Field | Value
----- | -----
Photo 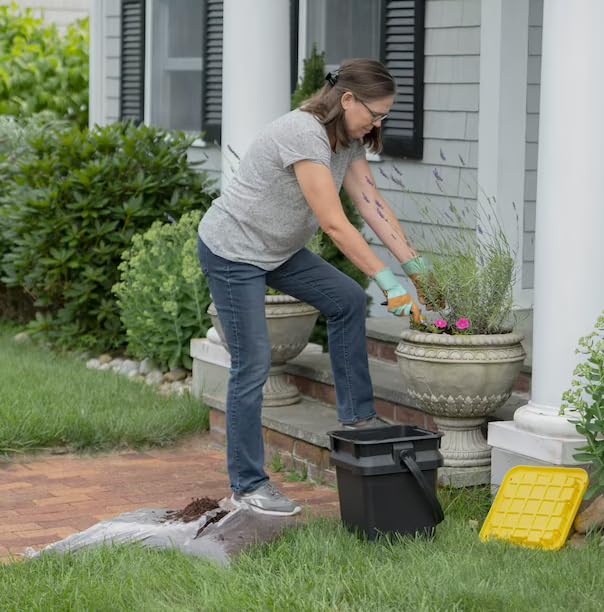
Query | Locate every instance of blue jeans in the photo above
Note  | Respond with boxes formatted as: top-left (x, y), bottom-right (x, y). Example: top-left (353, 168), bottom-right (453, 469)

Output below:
top-left (197, 238), bottom-right (375, 493)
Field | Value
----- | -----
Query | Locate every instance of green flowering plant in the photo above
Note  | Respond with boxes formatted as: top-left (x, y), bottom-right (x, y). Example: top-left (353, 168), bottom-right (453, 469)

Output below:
top-left (560, 311), bottom-right (604, 499)
top-left (113, 211), bottom-right (211, 370)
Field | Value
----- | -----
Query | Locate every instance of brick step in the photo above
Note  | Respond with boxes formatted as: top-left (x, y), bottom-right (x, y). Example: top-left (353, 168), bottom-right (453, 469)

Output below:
top-left (192, 334), bottom-right (530, 487)
top-left (207, 395), bottom-right (340, 485)
top-left (285, 350), bottom-right (529, 423)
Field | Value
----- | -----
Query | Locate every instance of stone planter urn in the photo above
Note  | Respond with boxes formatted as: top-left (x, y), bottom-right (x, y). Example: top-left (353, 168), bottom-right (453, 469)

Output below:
top-left (207, 295), bottom-right (319, 406)
top-left (395, 330), bottom-right (526, 486)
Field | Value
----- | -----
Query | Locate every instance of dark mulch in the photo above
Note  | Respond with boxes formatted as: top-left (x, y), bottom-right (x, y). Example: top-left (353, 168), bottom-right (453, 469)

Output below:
top-left (164, 497), bottom-right (229, 537)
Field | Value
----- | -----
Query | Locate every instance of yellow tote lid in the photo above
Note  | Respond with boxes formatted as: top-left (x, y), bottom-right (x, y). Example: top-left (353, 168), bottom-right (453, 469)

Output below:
top-left (480, 465), bottom-right (589, 551)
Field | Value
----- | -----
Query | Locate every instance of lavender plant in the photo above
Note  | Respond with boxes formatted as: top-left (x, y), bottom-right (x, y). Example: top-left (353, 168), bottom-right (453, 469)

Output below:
top-left (379, 155), bottom-right (518, 335)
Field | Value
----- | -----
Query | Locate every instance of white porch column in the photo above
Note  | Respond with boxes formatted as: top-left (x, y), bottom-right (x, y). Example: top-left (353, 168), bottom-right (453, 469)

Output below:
top-left (489, 0), bottom-right (604, 482)
top-left (220, 0), bottom-right (291, 188)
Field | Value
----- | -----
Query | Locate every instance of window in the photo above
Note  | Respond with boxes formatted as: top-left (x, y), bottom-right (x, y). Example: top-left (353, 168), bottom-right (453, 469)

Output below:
top-left (307, 0), bottom-right (382, 72)
top-left (120, 0), bottom-right (223, 139)
top-left (149, 0), bottom-right (203, 132)
top-left (305, 0), bottom-right (425, 158)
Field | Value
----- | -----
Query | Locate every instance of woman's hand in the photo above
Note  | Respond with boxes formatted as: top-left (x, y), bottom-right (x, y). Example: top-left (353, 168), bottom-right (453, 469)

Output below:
top-left (374, 268), bottom-right (422, 323)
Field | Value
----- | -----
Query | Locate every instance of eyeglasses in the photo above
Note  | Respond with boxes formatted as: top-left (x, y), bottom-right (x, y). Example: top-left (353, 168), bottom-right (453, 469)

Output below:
top-left (357, 98), bottom-right (389, 124)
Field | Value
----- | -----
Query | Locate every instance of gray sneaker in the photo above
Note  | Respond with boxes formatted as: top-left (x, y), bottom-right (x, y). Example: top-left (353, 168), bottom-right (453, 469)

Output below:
top-left (342, 416), bottom-right (392, 430)
top-left (231, 482), bottom-right (302, 516)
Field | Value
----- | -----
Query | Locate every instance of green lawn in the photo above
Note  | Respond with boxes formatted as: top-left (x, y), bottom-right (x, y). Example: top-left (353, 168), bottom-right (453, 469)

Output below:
top-left (1, 509), bottom-right (602, 612)
top-left (1, 323), bottom-right (602, 611)
top-left (0, 323), bottom-right (208, 457)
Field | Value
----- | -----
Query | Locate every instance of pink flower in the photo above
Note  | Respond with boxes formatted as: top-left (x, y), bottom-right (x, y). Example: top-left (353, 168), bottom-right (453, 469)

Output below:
top-left (434, 319), bottom-right (448, 329)
top-left (455, 318), bottom-right (471, 330)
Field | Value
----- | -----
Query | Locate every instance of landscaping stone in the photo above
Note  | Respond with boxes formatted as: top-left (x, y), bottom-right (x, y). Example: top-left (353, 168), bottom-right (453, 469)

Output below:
top-left (110, 358), bottom-right (125, 371)
top-left (146, 370), bottom-right (164, 386)
top-left (78, 351), bottom-right (193, 398)
top-left (86, 358), bottom-right (101, 369)
top-left (119, 359), bottom-right (139, 376)
top-left (567, 533), bottom-right (588, 549)
top-left (12, 332), bottom-right (32, 344)
top-left (139, 357), bottom-right (155, 376)
top-left (574, 494), bottom-right (604, 534)
top-left (164, 368), bottom-right (188, 382)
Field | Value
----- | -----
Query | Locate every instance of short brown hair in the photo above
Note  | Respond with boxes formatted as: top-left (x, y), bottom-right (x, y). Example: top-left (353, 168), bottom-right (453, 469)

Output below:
top-left (301, 58), bottom-right (396, 154)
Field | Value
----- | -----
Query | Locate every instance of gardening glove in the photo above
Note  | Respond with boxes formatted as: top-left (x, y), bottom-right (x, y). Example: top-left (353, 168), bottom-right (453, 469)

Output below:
top-left (401, 256), bottom-right (445, 310)
top-left (374, 268), bottom-right (422, 324)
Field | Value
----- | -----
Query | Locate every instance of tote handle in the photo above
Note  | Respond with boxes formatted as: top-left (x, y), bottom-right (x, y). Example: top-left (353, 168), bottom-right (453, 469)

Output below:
top-left (398, 450), bottom-right (444, 525)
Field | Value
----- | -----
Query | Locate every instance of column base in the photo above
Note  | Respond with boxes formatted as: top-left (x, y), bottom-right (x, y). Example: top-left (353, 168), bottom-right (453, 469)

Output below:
top-left (488, 420), bottom-right (586, 488)
top-left (490, 447), bottom-right (561, 489)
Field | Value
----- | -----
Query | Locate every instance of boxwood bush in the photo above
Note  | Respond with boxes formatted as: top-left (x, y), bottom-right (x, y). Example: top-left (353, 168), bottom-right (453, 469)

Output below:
top-left (0, 5), bottom-right (89, 128)
top-left (0, 121), bottom-right (216, 351)
top-left (113, 211), bottom-right (211, 370)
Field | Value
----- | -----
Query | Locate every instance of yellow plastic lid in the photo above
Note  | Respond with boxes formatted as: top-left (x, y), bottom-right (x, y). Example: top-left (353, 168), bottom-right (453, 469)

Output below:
top-left (480, 465), bottom-right (589, 550)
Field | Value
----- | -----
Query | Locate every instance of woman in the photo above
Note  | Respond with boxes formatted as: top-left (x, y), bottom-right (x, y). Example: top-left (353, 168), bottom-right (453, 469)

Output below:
top-left (198, 59), bottom-right (430, 517)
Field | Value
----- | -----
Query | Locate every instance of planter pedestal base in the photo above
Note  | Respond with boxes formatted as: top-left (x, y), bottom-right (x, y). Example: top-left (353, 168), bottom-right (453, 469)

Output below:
top-left (433, 416), bottom-right (491, 486)
top-left (438, 465), bottom-right (491, 488)
top-left (263, 365), bottom-right (300, 406)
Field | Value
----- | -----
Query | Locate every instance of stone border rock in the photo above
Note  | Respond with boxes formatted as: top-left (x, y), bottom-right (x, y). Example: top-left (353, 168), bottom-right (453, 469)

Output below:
top-left (85, 355), bottom-right (192, 397)
top-left (12, 331), bottom-right (193, 398)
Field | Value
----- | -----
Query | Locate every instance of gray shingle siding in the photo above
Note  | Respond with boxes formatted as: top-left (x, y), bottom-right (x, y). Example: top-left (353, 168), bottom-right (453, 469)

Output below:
top-left (105, 1), bottom-right (121, 124)
top-left (523, 0), bottom-right (543, 289)
top-left (369, 0), bottom-right (480, 282)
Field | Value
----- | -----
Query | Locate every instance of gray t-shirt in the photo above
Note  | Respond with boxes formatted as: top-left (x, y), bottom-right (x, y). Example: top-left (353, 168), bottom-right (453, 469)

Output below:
top-left (198, 109), bottom-right (366, 270)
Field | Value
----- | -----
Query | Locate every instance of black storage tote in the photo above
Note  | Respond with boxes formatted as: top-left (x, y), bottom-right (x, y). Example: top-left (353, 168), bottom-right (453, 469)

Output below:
top-left (328, 425), bottom-right (444, 540)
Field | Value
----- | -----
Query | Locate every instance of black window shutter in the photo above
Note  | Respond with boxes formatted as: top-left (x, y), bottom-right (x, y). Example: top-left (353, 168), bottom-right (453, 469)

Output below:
top-left (120, 0), bottom-right (145, 123)
top-left (381, 0), bottom-right (425, 159)
top-left (201, 0), bottom-right (224, 143)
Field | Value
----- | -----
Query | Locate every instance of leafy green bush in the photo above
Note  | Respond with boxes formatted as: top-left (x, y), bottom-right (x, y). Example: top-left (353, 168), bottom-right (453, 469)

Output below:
top-left (291, 44), bottom-right (370, 349)
top-left (0, 121), bottom-right (216, 351)
top-left (113, 211), bottom-right (211, 370)
top-left (561, 311), bottom-right (604, 499)
top-left (0, 114), bottom-right (65, 322)
top-left (0, 4), bottom-right (89, 128)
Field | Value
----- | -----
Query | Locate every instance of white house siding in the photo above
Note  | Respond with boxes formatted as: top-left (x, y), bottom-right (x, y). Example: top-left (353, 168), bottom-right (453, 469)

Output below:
top-left (522, 0), bottom-right (542, 289)
top-left (365, 0), bottom-right (481, 310)
top-left (13, 0), bottom-right (89, 30)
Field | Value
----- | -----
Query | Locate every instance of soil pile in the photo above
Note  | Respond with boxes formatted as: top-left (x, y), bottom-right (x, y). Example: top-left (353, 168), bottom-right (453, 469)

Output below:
top-left (164, 497), bottom-right (229, 537)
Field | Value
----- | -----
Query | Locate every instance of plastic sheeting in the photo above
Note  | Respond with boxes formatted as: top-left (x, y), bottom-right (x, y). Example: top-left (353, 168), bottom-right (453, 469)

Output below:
top-left (26, 498), bottom-right (298, 566)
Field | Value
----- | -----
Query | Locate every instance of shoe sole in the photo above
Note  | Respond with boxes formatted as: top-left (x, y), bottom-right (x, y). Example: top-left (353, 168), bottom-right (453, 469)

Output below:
top-left (231, 495), bottom-right (302, 517)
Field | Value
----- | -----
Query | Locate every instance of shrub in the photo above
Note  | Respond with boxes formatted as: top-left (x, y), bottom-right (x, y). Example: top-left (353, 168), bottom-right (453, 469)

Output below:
top-left (0, 114), bottom-right (63, 322)
top-left (113, 211), bottom-right (211, 370)
top-left (0, 4), bottom-right (89, 128)
top-left (291, 44), bottom-right (370, 349)
top-left (0, 121), bottom-right (216, 351)
top-left (561, 311), bottom-right (604, 499)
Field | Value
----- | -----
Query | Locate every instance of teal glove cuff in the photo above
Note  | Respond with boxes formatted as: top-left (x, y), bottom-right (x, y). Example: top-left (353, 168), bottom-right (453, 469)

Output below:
top-left (402, 256), bottom-right (428, 277)
top-left (374, 268), bottom-right (404, 293)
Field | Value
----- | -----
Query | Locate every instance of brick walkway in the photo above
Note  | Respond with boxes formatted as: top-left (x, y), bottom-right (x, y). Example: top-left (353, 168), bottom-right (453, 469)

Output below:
top-left (0, 434), bottom-right (340, 563)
